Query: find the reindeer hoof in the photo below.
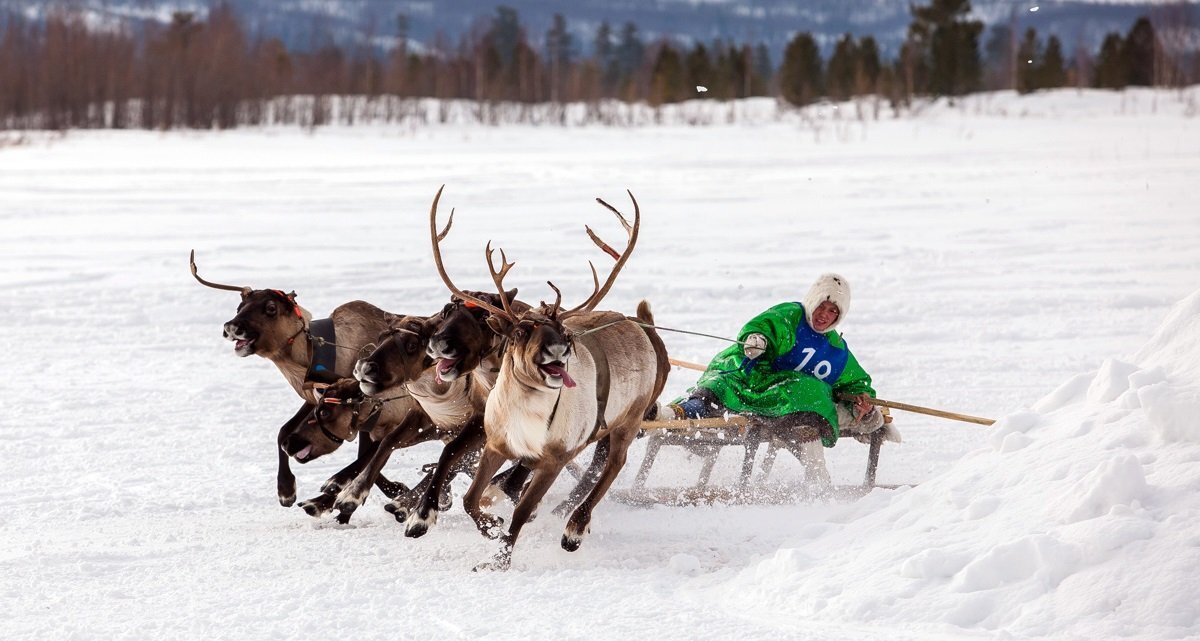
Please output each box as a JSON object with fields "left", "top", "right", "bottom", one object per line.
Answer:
{"left": 560, "top": 533, "right": 583, "bottom": 552}
{"left": 298, "top": 500, "right": 325, "bottom": 518}
{"left": 473, "top": 552, "right": 512, "bottom": 572}
{"left": 320, "top": 480, "right": 343, "bottom": 495}
{"left": 405, "top": 508, "right": 438, "bottom": 538}
{"left": 335, "top": 510, "right": 352, "bottom": 525}
{"left": 279, "top": 493, "right": 296, "bottom": 508}
{"left": 384, "top": 501, "right": 410, "bottom": 523}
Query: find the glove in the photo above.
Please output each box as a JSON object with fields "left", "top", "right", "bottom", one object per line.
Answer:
{"left": 742, "top": 333, "right": 767, "bottom": 360}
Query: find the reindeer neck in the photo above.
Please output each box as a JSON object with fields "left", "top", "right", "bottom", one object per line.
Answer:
{"left": 406, "top": 368, "right": 476, "bottom": 429}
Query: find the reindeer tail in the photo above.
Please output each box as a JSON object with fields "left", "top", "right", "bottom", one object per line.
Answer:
{"left": 635, "top": 300, "right": 654, "bottom": 326}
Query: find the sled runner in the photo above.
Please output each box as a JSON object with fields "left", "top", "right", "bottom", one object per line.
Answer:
{"left": 612, "top": 409, "right": 898, "bottom": 506}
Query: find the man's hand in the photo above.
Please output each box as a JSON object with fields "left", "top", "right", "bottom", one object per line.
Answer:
{"left": 742, "top": 333, "right": 767, "bottom": 360}
{"left": 850, "top": 393, "right": 874, "bottom": 420}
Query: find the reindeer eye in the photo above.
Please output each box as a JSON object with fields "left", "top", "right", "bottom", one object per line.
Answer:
{"left": 318, "top": 408, "right": 331, "bottom": 419}
{"left": 265, "top": 302, "right": 278, "bottom": 316}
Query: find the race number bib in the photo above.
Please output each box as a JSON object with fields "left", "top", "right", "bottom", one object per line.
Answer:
{"left": 770, "top": 311, "right": 848, "bottom": 381}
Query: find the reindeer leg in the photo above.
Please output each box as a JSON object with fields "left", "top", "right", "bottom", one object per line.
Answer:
{"left": 299, "top": 432, "right": 381, "bottom": 518}
{"left": 461, "top": 446, "right": 509, "bottom": 540}
{"left": 333, "top": 422, "right": 417, "bottom": 524}
{"left": 563, "top": 427, "right": 636, "bottom": 552}
{"left": 405, "top": 419, "right": 486, "bottom": 538}
{"left": 552, "top": 436, "right": 610, "bottom": 517}
{"left": 320, "top": 436, "right": 379, "bottom": 495}
{"left": 276, "top": 402, "right": 312, "bottom": 507}
{"left": 477, "top": 464, "right": 562, "bottom": 572}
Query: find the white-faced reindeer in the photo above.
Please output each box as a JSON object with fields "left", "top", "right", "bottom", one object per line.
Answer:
{"left": 189, "top": 252, "right": 411, "bottom": 508}
{"left": 411, "top": 187, "right": 670, "bottom": 570}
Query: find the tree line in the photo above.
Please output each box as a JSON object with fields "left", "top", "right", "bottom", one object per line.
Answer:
{"left": 0, "top": 0, "right": 1194, "bottom": 130}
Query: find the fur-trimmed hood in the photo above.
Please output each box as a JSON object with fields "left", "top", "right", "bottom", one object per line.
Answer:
{"left": 802, "top": 273, "right": 851, "bottom": 333}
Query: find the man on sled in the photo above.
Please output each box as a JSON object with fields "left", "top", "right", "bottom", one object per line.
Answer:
{"left": 653, "top": 273, "right": 898, "bottom": 489}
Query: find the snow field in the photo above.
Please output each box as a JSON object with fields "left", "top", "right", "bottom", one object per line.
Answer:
{"left": 1, "top": 88, "right": 1198, "bottom": 640}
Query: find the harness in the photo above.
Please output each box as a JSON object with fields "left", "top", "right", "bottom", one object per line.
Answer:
{"left": 311, "top": 392, "right": 406, "bottom": 444}
{"left": 304, "top": 318, "right": 340, "bottom": 384}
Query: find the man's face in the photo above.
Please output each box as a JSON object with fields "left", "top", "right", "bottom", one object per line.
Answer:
{"left": 811, "top": 301, "right": 841, "bottom": 332}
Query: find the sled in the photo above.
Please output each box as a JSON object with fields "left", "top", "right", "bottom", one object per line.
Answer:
{"left": 611, "top": 411, "right": 898, "bottom": 507}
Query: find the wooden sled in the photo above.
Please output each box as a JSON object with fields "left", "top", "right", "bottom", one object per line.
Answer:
{"left": 612, "top": 411, "right": 899, "bottom": 507}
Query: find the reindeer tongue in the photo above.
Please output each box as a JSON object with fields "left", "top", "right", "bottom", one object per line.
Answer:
{"left": 541, "top": 363, "right": 576, "bottom": 388}
{"left": 295, "top": 445, "right": 313, "bottom": 461}
{"left": 435, "top": 358, "right": 458, "bottom": 383}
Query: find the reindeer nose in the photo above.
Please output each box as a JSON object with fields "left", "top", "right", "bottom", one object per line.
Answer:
{"left": 357, "top": 359, "right": 377, "bottom": 379}
{"left": 429, "top": 336, "right": 448, "bottom": 353}
{"left": 223, "top": 322, "right": 239, "bottom": 339}
{"left": 545, "top": 342, "right": 570, "bottom": 361}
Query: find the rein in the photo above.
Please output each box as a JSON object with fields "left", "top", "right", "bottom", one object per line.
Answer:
{"left": 572, "top": 319, "right": 747, "bottom": 346}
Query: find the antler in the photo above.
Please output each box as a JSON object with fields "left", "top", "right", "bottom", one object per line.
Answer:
{"left": 544, "top": 281, "right": 564, "bottom": 318}
{"left": 427, "top": 185, "right": 513, "bottom": 320}
{"left": 561, "top": 190, "right": 641, "bottom": 317}
{"left": 484, "top": 241, "right": 517, "bottom": 318}
{"left": 189, "top": 250, "right": 251, "bottom": 295}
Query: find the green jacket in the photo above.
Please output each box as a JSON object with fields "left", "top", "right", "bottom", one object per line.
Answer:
{"left": 689, "top": 302, "right": 875, "bottom": 447}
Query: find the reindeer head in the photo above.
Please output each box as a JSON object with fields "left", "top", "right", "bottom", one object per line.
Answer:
{"left": 425, "top": 289, "right": 521, "bottom": 383}
{"left": 354, "top": 316, "right": 436, "bottom": 395}
{"left": 189, "top": 251, "right": 307, "bottom": 358}
{"left": 426, "top": 185, "right": 640, "bottom": 392}
{"left": 283, "top": 379, "right": 369, "bottom": 463}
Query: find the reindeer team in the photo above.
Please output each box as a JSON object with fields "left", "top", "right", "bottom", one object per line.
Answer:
{"left": 192, "top": 186, "right": 667, "bottom": 570}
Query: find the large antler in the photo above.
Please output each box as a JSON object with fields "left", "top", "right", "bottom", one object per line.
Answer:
{"left": 561, "top": 190, "right": 641, "bottom": 317}
{"left": 189, "top": 250, "right": 251, "bottom": 295}
{"left": 428, "top": 186, "right": 514, "bottom": 321}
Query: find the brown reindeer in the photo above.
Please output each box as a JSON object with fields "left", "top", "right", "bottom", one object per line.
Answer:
{"left": 189, "top": 252, "right": 410, "bottom": 508}
{"left": 421, "top": 186, "right": 670, "bottom": 570}
{"left": 349, "top": 305, "right": 533, "bottom": 529}
{"left": 289, "top": 374, "right": 463, "bottom": 524}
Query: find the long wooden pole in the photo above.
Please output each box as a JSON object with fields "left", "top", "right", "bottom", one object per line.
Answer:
{"left": 667, "top": 358, "right": 995, "bottom": 426}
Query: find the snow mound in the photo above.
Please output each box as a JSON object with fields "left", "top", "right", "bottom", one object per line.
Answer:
{"left": 714, "top": 291, "right": 1200, "bottom": 640}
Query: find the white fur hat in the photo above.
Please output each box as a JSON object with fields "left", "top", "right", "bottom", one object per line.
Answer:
{"left": 802, "top": 273, "right": 851, "bottom": 332}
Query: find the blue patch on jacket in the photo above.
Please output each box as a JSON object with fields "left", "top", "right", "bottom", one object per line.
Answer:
{"left": 769, "top": 305, "right": 848, "bottom": 382}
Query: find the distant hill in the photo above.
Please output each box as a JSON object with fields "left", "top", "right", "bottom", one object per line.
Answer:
{"left": 3, "top": 0, "right": 1196, "bottom": 56}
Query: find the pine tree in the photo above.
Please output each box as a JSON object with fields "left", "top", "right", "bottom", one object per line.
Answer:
{"left": 1016, "top": 28, "right": 1040, "bottom": 94}
{"left": 649, "top": 44, "right": 686, "bottom": 105}
{"left": 825, "top": 33, "right": 859, "bottom": 100}
{"left": 908, "top": 0, "right": 984, "bottom": 96}
{"left": 544, "top": 13, "right": 572, "bottom": 102}
{"left": 684, "top": 43, "right": 713, "bottom": 99}
{"left": 1037, "top": 35, "right": 1066, "bottom": 90}
{"left": 1123, "top": 16, "right": 1156, "bottom": 86}
{"left": 857, "top": 36, "right": 882, "bottom": 94}
{"left": 1093, "top": 32, "right": 1126, "bottom": 88}
{"left": 593, "top": 20, "right": 616, "bottom": 94}
{"left": 779, "top": 31, "right": 822, "bottom": 106}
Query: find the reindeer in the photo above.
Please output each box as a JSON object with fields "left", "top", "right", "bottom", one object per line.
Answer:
{"left": 415, "top": 186, "right": 670, "bottom": 570}
{"left": 347, "top": 302, "right": 533, "bottom": 529}
{"left": 189, "top": 252, "right": 411, "bottom": 508}
{"left": 289, "top": 373, "right": 466, "bottom": 524}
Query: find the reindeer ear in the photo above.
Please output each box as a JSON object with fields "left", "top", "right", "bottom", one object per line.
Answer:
{"left": 486, "top": 315, "right": 512, "bottom": 336}
{"left": 504, "top": 288, "right": 518, "bottom": 302}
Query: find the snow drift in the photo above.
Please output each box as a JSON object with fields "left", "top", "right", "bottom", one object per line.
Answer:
{"left": 719, "top": 290, "right": 1200, "bottom": 640}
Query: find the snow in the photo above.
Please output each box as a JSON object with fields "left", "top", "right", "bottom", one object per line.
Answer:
{"left": 1, "top": 88, "right": 1198, "bottom": 640}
